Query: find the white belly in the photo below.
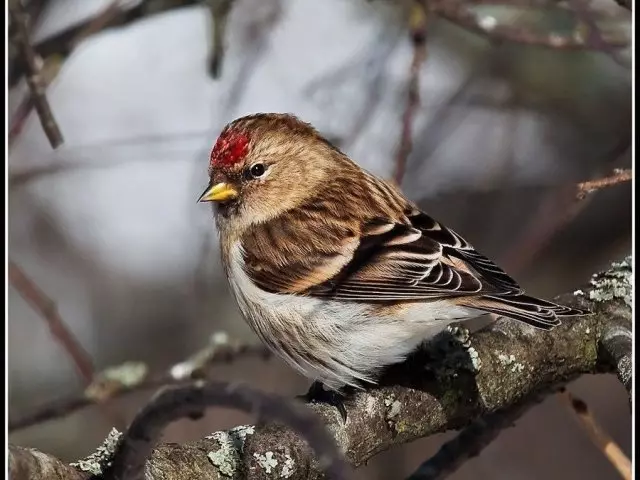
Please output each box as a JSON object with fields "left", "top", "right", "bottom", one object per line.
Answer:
{"left": 227, "top": 243, "right": 474, "bottom": 390}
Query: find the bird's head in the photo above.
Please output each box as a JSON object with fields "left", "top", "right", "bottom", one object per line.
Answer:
{"left": 199, "top": 113, "right": 350, "bottom": 231}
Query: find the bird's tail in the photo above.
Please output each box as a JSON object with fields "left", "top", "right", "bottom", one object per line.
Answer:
{"left": 457, "top": 294, "right": 589, "bottom": 330}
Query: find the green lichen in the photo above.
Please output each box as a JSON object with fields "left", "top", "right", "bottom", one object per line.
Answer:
{"left": 253, "top": 451, "right": 278, "bottom": 474}
{"left": 206, "top": 425, "right": 255, "bottom": 477}
{"left": 70, "top": 428, "right": 122, "bottom": 475}
{"left": 583, "top": 256, "right": 632, "bottom": 307}
{"left": 281, "top": 454, "right": 295, "bottom": 478}
{"left": 495, "top": 352, "right": 525, "bottom": 374}
{"left": 85, "top": 362, "right": 149, "bottom": 399}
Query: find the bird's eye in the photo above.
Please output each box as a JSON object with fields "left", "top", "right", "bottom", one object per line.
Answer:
{"left": 249, "top": 163, "right": 266, "bottom": 178}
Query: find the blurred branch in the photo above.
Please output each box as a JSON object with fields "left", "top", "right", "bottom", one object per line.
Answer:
{"left": 9, "top": 257, "right": 632, "bottom": 480}
{"left": 104, "top": 382, "right": 348, "bottom": 480}
{"left": 394, "top": 1, "right": 428, "bottom": 185}
{"left": 8, "top": 0, "right": 203, "bottom": 87}
{"left": 566, "top": 0, "right": 628, "bottom": 67}
{"left": 9, "top": 0, "right": 64, "bottom": 148}
{"left": 405, "top": 395, "right": 542, "bottom": 480}
{"left": 559, "top": 389, "right": 632, "bottom": 480}
{"left": 8, "top": 260, "right": 94, "bottom": 384}
{"left": 206, "top": 0, "right": 235, "bottom": 78}
{"left": 501, "top": 142, "right": 631, "bottom": 273}
{"left": 9, "top": 335, "right": 271, "bottom": 432}
{"left": 576, "top": 168, "right": 632, "bottom": 199}
{"left": 427, "top": 0, "right": 628, "bottom": 51}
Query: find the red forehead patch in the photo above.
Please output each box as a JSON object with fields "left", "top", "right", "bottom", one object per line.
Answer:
{"left": 210, "top": 129, "right": 250, "bottom": 168}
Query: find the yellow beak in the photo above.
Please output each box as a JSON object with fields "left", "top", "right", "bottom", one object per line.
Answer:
{"left": 198, "top": 182, "right": 238, "bottom": 203}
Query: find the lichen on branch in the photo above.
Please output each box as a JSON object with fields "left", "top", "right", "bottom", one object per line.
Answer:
{"left": 8, "top": 256, "right": 632, "bottom": 480}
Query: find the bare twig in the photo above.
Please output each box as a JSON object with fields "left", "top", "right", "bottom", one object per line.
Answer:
{"left": 576, "top": 168, "right": 632, "bottom": 199}
{"left": 104, "top": 381, "right": 349, "bottom": 480}
{"left": 394, "top": 1, "right": 428, "bottom": 185}
{"left": 8, "top": 261, "right": 94, "bottom": 384}
{"left": 9, "top": 0, "right": 64, "bottom": 148}
{"left": 8, "top": 338, "right": 271, "bottom": 432}
{"left": 559, "top": 390, "right": 631, "bottom": 480}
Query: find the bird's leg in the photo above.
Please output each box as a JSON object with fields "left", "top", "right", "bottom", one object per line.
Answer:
{"left": 298, "top": 381, "right": 349, "bottom": 423}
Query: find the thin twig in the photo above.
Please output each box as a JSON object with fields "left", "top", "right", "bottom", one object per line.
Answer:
{"left": 103, "top": 381, "right": 349, "bottom": 480}
{"left": 559, "top": 389, "right": 632, "bottom": 480}
{"left": 9, "top": 0, "right": 64, "bottom": 148}
{"left": 8, "top": 341, "right": 271, "bottom": 432}
{"left": 576, "top": 168, "right": 632, "bottom": 199}
{"left": 8, "top": 261, "right": 94, "bottom": 384}
{"left": 394, "top": 0, "right": 428, "bottom": 185}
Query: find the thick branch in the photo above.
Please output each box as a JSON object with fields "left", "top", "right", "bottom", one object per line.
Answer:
{"left": 9, "top": 257, "right": 631, "bottom": 480}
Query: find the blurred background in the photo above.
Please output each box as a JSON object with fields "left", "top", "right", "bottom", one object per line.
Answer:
{"left": 7, "top": 0, "right": 632, "bottom": 478}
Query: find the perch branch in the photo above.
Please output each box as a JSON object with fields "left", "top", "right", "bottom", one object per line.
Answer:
{"left": 8, "top": 256, "right": 632, "bottom": 480}
{"left": 9, "top": 0, "right": 64, "bottom": 148}
{"left": 104, "top": 382, "right": 348, "bottom": 480}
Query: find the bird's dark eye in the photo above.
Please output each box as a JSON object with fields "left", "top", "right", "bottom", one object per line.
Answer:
{"left": 249, "top": 163, "right": 266, "bottom": 178}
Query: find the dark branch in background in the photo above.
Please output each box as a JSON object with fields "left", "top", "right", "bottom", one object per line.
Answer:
{"left": 406, "top": 395, "right": 543, "bottom": 480}
{"left": 8, "top": 261, "right": 94, "bottom": 384}
{"left": 394, "top": 1, "right": 428, "bottom": 185}
{"left": 7, "top": 0, "right": 206, "bottom": 87}
{"left": 8, "top": 257, "right": 632, "bottom": 480}
{"left": 7, "top": 0, "right": 630, "bottom": 89}
{"left": 559, "top": 389, "right": 631, "bottom": 480}
{"left": 104, "top": 382, "right": 349, "bottom": 480}
{"left": 500, "top": 141, "right": 631, "bottom": 273}
{"left": 9, "top": 336, "right": 271, "bottom": 432}
{"left": 206, "top": 0, "right": 235, "bottom": 78}
{"left": 9, "top": 0, "right": 64, "bottom": 148}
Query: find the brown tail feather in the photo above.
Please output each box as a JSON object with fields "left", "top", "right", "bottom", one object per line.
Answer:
{"left": 458, "top": 294, "right": 589, "bottom": 330}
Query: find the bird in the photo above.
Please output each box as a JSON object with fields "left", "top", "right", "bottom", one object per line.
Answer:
{"left": 198, "top": 113, "right": 588, "bottom": 411}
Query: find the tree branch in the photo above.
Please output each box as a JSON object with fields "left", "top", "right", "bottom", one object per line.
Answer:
{"left": 8, "top": 261, "right": 94, "bottom": 384}
{"left": 394, "top": 1, "right": 428, "bottom": 186}
{"left": 9, "top": 0, "right": 64, "bottom": 148}
{"left": 9, "top": 335, "right": 271, "bottom": 432}
{"left": 8, "top": 256, "right": 632, "bottom": 480}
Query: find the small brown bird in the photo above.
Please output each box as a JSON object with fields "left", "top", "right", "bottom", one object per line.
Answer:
{"left": 199, "top": 113, "right": 587, "bottom": 397}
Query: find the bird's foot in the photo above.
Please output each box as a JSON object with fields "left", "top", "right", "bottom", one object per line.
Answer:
{"left": 298, "top": 381, "right": 349, "bottom": 423}
{"left": 447, "top": 324, "right": 471, "bottom": 348}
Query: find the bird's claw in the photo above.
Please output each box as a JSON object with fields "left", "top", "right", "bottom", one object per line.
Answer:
{"left": 447, "top": 324, "right": 471, "bottom": 348}
{"left": 299, "top": 381, "right": 348, "bottom": 423}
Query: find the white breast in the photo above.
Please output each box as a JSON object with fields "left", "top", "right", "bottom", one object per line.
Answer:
{"left": 227, "top": 242, "right": 475, "bottom": 390}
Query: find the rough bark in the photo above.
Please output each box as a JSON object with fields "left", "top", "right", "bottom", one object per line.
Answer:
{"left": 8, "top": 257, "right": 632, "bottom": 480}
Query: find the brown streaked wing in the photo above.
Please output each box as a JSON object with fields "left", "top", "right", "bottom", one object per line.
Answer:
{"left": 303, "top": 220, "right": 485, "bottom": 301}
{"left": 407, "top": 211, "right": 523, "bottom": 294}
